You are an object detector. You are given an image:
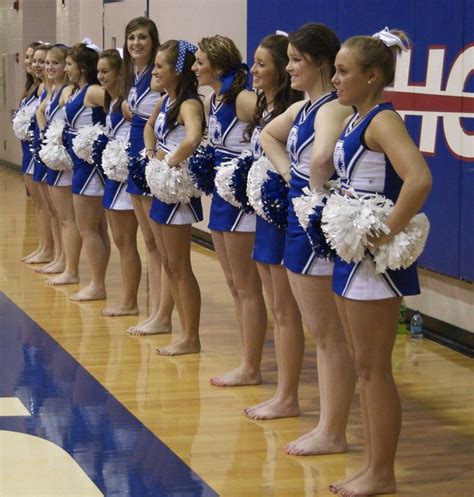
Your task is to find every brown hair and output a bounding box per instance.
[99,48,124,113]
[198,35,248,104]
[121,17,160,97]
[22,41,42,99]
[67,43,100,86]
[342,29,410,88]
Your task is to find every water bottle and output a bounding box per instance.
[409,311,423,339]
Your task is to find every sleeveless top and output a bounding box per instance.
[18,87,40,173]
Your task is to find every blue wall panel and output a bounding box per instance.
[247,0,473,281]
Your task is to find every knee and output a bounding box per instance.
[142,234,157,253]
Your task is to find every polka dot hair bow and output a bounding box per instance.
[176,40,198,74]
[372,27,408,51]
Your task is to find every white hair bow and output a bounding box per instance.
[372,27,408,51]
[82,37,102,54]
[275,30,289,37]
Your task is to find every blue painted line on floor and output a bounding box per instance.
[0,292,219,497]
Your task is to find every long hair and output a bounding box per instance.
[198,35,248,104]
[157,40,204,130]
[47,45,69,85]
[245,34,304,140]
[22,41,42,99]
[121,17,160,97]
[99,49,124,113]
[67,43,100,86]
[288,23,340,88]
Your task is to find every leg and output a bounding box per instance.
[245,263,303,419]
[45,186,81,285]
[36,184,65,274]
[127,195,173,335]
[285,272,356,456]
[210,231,267,387]
[102,209,141,316]
[22,175,54,263]
[154,223,201,356]
[70,194,109,301]
[334,297,401,497]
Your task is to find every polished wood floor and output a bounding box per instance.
[1,166,473,497]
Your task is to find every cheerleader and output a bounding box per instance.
[144,40,204,355]
[243,34,305,419]
[64,42,110,301]
[122,17,174,335]
[192,35,267,385]
[97,49,141,316]
[328,29,432,497]
[16,41,42,262]
[260,24,355,454]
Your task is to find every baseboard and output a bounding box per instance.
[0,159,21,172]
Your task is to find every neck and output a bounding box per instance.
[134,60,148,73]
[166,88,177,101]
[307,80,333,104]
[355,92,385,118]
[108,87,120,100]
[53,76,66,87]
[210,81,223,97]
[263,89,276,110]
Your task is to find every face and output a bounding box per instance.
[192,49,219,87]
[332,46,372,106]
[151,50,178,93]
[32,49,47,81]
[97,57,120,92]
[25,47,35,74]
[45,52,65,82]
[65,56,81,84]
[286,43,318,92]
[251,46,278,93]
[126,27,153,64]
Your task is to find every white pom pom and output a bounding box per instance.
[39,120,73,171]
[12,106,36,140]
[292,186,328,230]
[214,157,241,207]
[102,139,129,182]
[145,154,201,204]
[72,123,106,163]
[322,192,392,263]
[247,156,275,219]
[371,213,430,272]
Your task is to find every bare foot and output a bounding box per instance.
[22,248,41,262]
[244,398,300,420]
[127,317,172,336]
[329,466,370,494]
[35,260,66,274]
[335,470,396,496]
[70,283,106,301]
[102,303,139,317]
[24,251,54,264]
[45,272,79,286]
[210,367,262,387]
[285,428,347,456]
[156,337,201,356]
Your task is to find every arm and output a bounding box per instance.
[121,100,132,121]
[59,85,74,107]
[235,89,257,123]
[84,84,106,108]
[36,92,50,130]
[143,96,164,159]
[166,99,204,167]
[260,100,305,182]
[366,111,432,247]
[310,100,352,189]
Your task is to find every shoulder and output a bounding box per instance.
[180,97,203,113]
[236,89,257,107]
[316,99,353,126]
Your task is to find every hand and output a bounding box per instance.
[367,231,393,250]
[145,149,155,159]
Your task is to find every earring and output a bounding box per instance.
[368,80,372,85]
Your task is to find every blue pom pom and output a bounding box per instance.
[261,170,289,230]
[230,154,254,213]
[91,134,109,168]
[188,145,215,194]
[128,153,151,194]
[306,204,336,261]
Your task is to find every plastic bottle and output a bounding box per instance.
[409,311,423,339]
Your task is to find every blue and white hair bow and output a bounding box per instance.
[219,63,251,94]
[372,27,408,51]
[176,40,197,74]
[82,37,102,54]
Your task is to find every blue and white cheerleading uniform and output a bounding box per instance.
[126,66,160,196]
[149,96,203,225]
[32,88,49,183]
[103,102,133,210]
[284,93,337,275]
[332,102,420,299]
[45,85,73,187]
[208,94,256,232]
[65,85,106,196]
[251,115,285,265]
[17,88,40,175]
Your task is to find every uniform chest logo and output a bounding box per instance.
[209,115,222,145]
[334,140,346,177]
[128,88,138,112]
[155,112,166,140]
[287,126,298,162]
[250,128,262,158]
